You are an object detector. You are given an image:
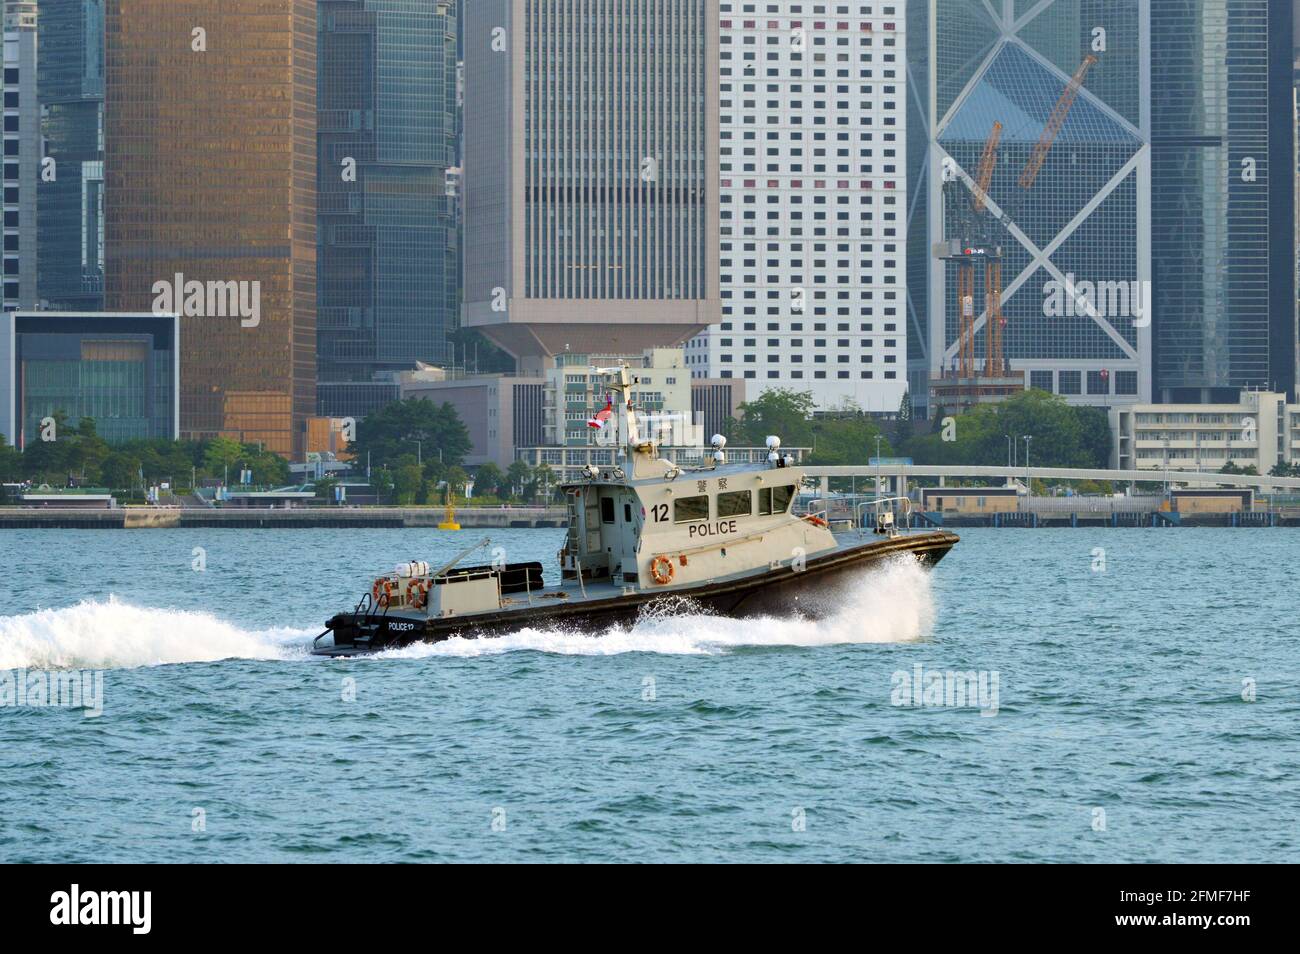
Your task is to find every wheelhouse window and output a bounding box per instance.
[758,485,795,515]
[717,489,752,517]
[674,495,710,523]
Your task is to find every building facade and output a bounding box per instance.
[462,0,721,372]
[1151,0,1296,403]
[1110,390,1300,475]
[317,0,460,419]
[908,0,1152,415]
[688,3,908,413]
[544,349,696,451]
[3,1,38,314]
[399,371,545,468]
[0,310,179,449]
[37,0,105,312]
[103,0,317,458]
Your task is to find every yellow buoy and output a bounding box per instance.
[438,489,461,531]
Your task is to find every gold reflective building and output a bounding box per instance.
[104,1,316,457]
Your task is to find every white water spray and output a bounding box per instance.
[0,558,934,669]
[0,597,314,671]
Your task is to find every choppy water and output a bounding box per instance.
[0,527,1296,863]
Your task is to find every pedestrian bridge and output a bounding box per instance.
[801,464,1300,493]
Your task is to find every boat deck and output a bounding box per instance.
[479,527,940,610]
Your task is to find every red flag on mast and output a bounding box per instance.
[587,394,613,430]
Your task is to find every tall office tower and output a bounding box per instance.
[907,1,1151,414]
[462,0,721,375]
[688,4,909,413]
[317,0,460,420]
[3,1,38,313]
[104,1,317,457]
[37,0,105,312]
[1152,0,1296,403]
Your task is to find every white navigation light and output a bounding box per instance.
[711,434,727,448]
[765,435,782,450]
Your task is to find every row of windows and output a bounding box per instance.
[708,369,896,380]
[669,485,794,525]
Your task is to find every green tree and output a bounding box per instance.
[349,398,472,470]
[444,465,470,499]
[474,462,505,498]
[506,460,533,498]
[532,462,557,502]
[20,410,71,481]
[0,433,23,482]
[370,466,396,503]
[203,437,244,481]
[902,390,1109,470]
[100,451,142,491]
[727,389,817,448]
[393,462,424,505]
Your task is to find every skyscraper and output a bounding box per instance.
[37,0,105,312]
[317,0,461,420]
[3,0,38,314]
[908,0,1152,414]
[1151,0,1296,402]
[462,0,720,374]
[687,4,909,413]
[103,0,317,457]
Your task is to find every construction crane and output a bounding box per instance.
[1018,54,1098,191]
[940,54,1097,393]
[971,121,1003,216]
[950,121,1002,380]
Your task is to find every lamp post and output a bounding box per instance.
[874,434,883,499]
[1023,435,1032,494]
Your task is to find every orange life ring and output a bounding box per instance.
[803,515,828,528]
[372,578,396,605]
[405,577,430,610]
[650,555,675,586]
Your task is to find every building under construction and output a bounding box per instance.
[910,1,1151,418]
[931,55,1098,415]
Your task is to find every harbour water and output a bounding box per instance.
[0,528,1296,863]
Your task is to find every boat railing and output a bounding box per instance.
[857,497,914,537]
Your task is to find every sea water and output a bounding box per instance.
[0,528,1295,862]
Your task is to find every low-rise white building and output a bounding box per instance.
[1110,391,1300,475]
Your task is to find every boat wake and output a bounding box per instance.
[0,597,315,671]
[0,557,934,670]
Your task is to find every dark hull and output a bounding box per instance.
[313,530,958,657]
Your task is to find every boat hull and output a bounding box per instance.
[313,530,958,657]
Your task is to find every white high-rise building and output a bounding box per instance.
[688,2,908,413]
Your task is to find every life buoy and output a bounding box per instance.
[405,577,430,610]
[372,577,396,605]
[650,555,675,585]
[803,514,829,528]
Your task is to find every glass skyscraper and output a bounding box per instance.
[2,310,178,448]
[103,0,317,458]
[1150,0,1296,402]
[316,0,460,419]
[37,0,105,312]
[908,0,1151,412]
